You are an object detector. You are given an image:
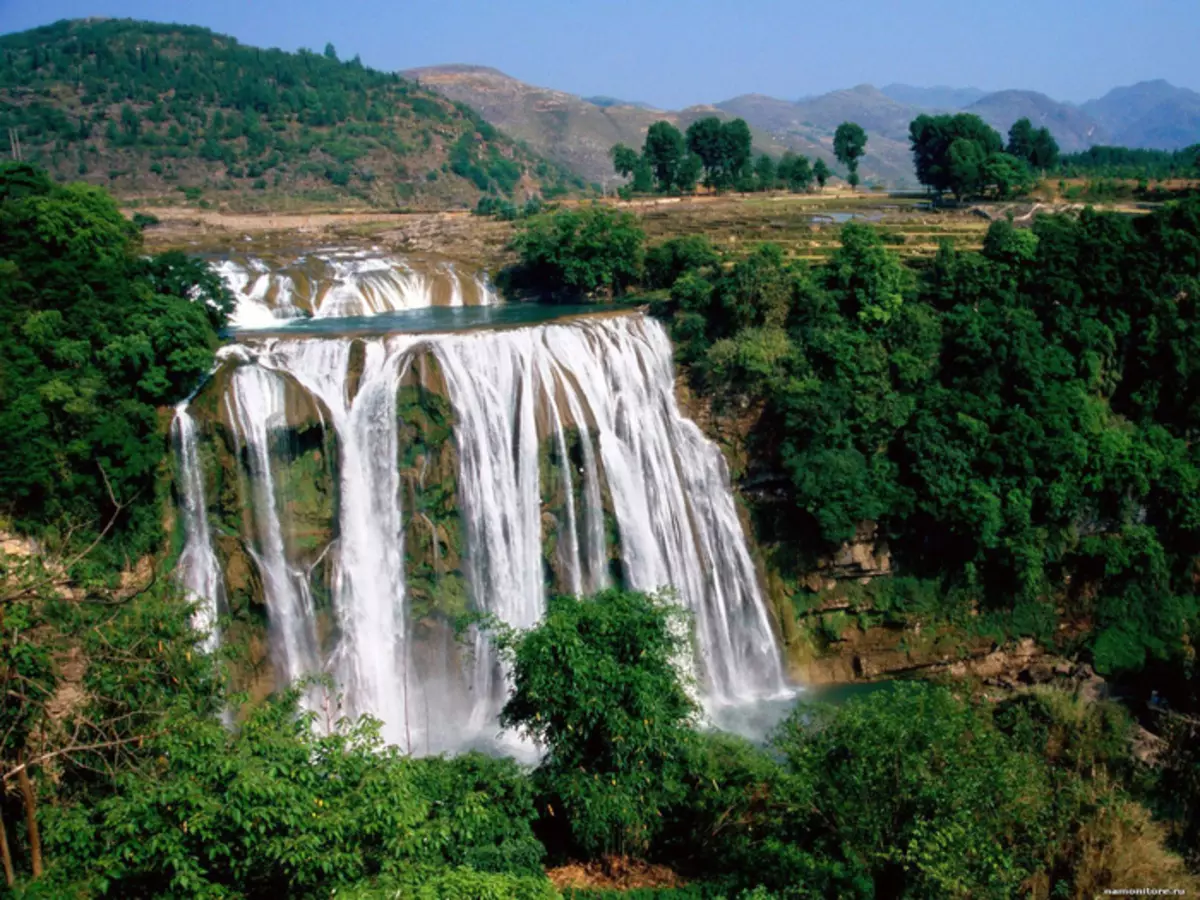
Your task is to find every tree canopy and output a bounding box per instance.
[1007,117,1060,170]
[908,113,1032,199]
[685,116,753,189]
[507,204,646,300]
[833,121,868,188]
[0,162,230,560]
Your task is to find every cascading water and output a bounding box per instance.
[173,402,222,652]
[223,361,323,690]
[214,249,495,328]
[176,305,788,753]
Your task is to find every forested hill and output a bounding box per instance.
[0,19,584,208]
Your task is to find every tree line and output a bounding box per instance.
[610,111,1064,201]
[610,117,846,196]
[907,113,1058,199]
[613,110,1200,203]
[1059,144,1200,181]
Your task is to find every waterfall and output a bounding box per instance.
[247,337,419,747]
[173,402,222,651]
[176,312,787,753]
[224,363,322,690]
[215,250,496,327]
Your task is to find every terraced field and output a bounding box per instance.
[627,192,992,263]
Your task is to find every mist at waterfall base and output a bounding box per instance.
[174,250,795,756]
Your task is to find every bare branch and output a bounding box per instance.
[4,732,159,783]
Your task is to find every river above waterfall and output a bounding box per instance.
[225,301,641,339]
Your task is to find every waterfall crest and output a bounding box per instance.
[214,249,497,329]
[177,312,787,752]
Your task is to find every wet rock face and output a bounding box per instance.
[396,357,469,629]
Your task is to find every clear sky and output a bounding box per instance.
[1,0,1197,108]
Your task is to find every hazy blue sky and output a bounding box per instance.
[1,0,1197,108]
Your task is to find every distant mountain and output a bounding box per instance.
[964,90,1107,152]
[881,84,987,110]
[406,66,795,185]
[583,96,655,110]
[1082,80,1200,149]
[0,22,582,207]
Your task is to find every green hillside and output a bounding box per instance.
[0,19,584,209]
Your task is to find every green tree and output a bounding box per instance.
[0,164,230,558]
[909,113,1004,197]
[499,589,696,859]
[983,151,1031,198]
[685,116,753,189]
[685,116,725,184]
[1008,117,1060,171]
[813,157,830,190]
[508,205,646,300]
[778,152,813,191]
[610,142,639,178]
[947,136,986,199]
[754,153,777,191]
[772,684,1068,898]
[833,121,867,189]
[1006,117,1036,164]
[676,152,703,192]
[643,120,687,192]
[643,234,720,290]
[722,118,753,185]
[40,690,548,897]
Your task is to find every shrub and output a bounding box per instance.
[507,206,645,300]
[499,590,696,859]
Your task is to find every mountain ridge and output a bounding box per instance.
[411,64,1200,188]
[404,64,805,185]
[0,20,583,208]
[963,89,1109,152]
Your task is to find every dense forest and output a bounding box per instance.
[0,19,583,208]
[1060,145,1200,180]
[609,117,830,197]
[508,198,1200,708]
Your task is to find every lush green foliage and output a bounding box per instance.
[6,568,1194,897]
[556,199,1200,696]
[909,113,1033,199]
[833,122,867,188]
[812,158,830,189]
[1059,145,1200,180]
[685,117,753,190]
[36,696,544,898]
[1007,117,1060,170]
[609,120,826,197]
[499,590,696,859]
[0,19,580,206]
[0,163,230,560]
[507,205,646,299]
[610,118,783,196]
